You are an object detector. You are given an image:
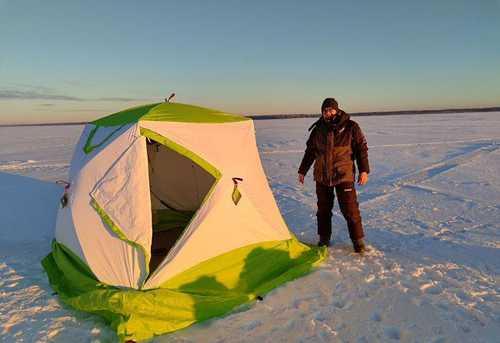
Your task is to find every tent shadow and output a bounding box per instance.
[177,245,314,323]
[0,171,64,293]
[0,171,61,243]
[0,172,85,338]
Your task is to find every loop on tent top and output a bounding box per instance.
[232,177,243,205]
[232,177,243,184]
[56,180,71,208]
[165,93,175,103]
[56,180,70,189]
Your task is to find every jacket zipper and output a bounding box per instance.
[326,130,334,186]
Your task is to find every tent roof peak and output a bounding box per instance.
[91,102,250,127]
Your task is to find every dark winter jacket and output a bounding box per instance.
[298,110,370,186]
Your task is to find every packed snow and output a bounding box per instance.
[0,112,499,342]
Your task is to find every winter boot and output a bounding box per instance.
[318,236,331,247]
[353,239,366,253]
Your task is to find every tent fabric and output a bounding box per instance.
[92,102,249,127]
[56,124,148,289]
[153,208,194,232]
[43,101,328,341]
[43,238,326,342]
[139,120,288,234]
[140,121,294,288]
[90,136,152,282]
[83,124,126,154]
[83,102,249,154]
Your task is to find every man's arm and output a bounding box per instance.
[352,122,370,174]
[298,129,317,178]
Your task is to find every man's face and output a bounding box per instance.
[322,107,338,120]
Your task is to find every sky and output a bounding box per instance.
[0,0,499,124]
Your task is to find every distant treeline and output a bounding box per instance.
[248,106,500,120]
[1,106,499,127]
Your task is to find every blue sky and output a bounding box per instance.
[1,0,499,124]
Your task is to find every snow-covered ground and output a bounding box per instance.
[0,112,499,342]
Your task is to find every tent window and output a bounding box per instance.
[146,138,215,273]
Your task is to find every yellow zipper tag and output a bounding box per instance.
[232,177,243,205]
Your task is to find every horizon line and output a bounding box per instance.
[1,105,499,127]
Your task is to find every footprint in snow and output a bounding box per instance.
[241,320,261,331]
[332,298,352,310]
[419,283,442,295]
[371,312,383,322]
[384,326,402,340]
[312,311,328,321]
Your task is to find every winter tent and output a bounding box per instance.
[42,101,326,342]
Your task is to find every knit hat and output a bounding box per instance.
[321,98,339,112]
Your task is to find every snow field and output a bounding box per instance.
[0,112,499,342]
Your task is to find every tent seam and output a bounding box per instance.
[90,198,150,288]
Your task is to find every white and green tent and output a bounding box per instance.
[42,101,326,342]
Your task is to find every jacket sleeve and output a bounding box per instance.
[351,122,370,174]
[298,129,317,175]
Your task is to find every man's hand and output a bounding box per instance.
[298,173,305,185]
[357,172,369,186]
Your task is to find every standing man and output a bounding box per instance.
[298,98,370,253]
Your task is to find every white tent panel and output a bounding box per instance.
[140,120,254,174]
[232,127,291,236]
[91,136,152,260]
[55,124,148,288]
[69,124,133,181]
[54,198,85,259]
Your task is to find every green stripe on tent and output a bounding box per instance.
[90,199,151,285]
[142,102,249,123]
[140,127,222,180]
[91,103,161,127]
[42,240,100,296]
[83,124,126,154]
[92,102,249,127]
[42,239,326,342]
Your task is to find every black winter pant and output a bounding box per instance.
[316,182,364,242]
